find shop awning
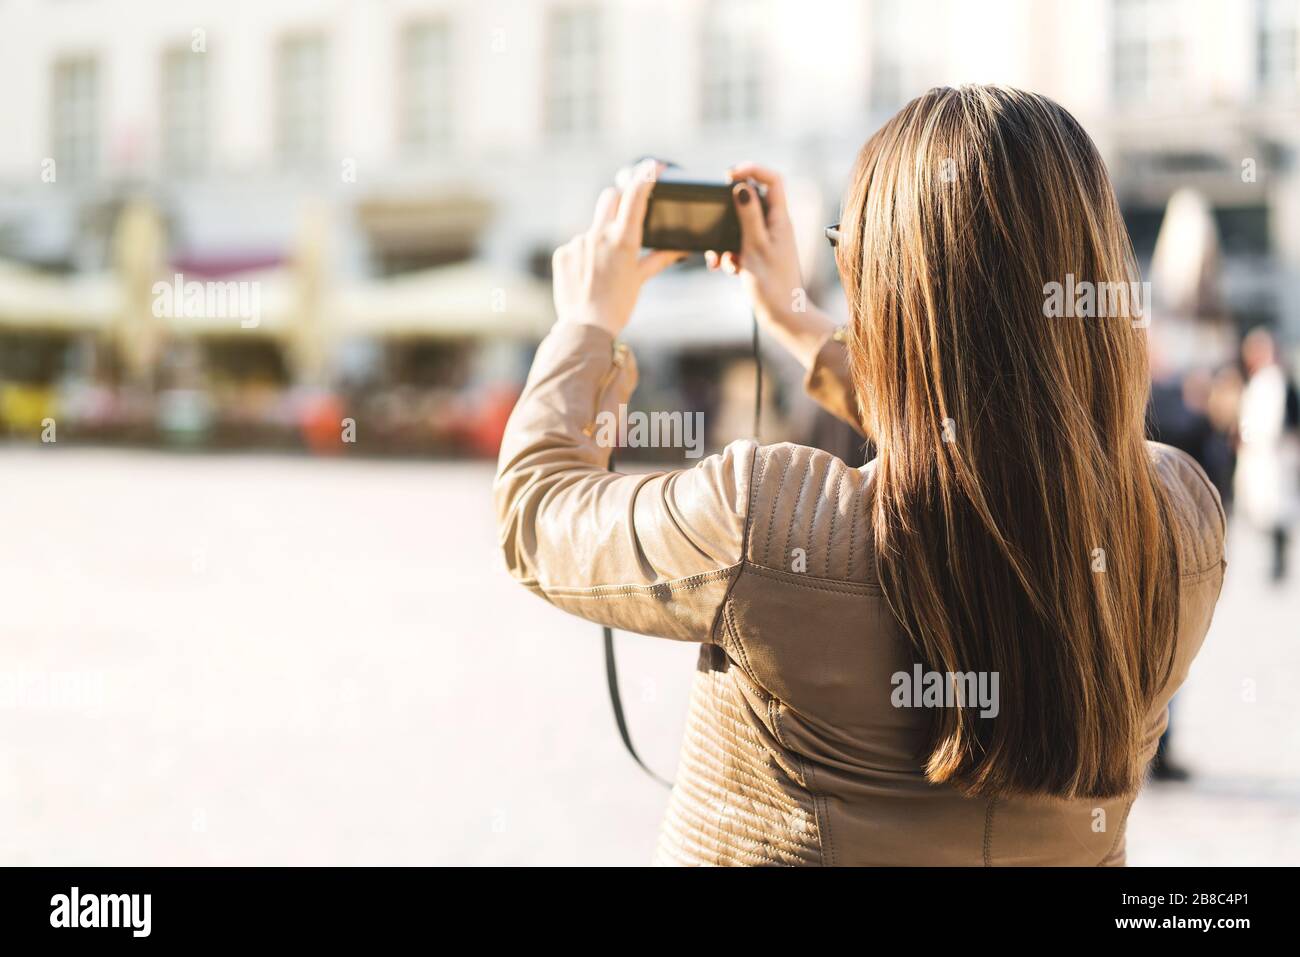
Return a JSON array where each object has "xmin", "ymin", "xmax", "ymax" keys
[
  {"xmin": 0, "ymin": 259, "xmax": 117, "ymax": 332},
  {"xmin": 335, "ymin": 262, "xmax": 554, "ymax": 339}
]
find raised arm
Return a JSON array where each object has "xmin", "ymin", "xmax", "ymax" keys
[
  {"xmin": 493, "ymin": 161, "xmax": 754, "ymax": 642},
  {"xmin": 493, "ymin": 324, "xmax": 753, "ymax": 641},
  {"xmin": 802, "ymin": 328, "xmax": 869, "ymax": 437}
]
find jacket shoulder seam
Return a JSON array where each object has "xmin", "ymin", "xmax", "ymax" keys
[
  {"xmin": 541, "ymin": 564, "xmax": 739, "ymax": 599},
  {"xmin": 739, "ymin": 441, "xmax": 761, "ymax": 564},
  {"xmin": 742, "ymin": 559, "xmax": 882, "ymax": 595},
  {"xmin": 1179, "ymin": 561, "xmax": 1226, "ymax": 584},
  {"xmin": 706, "ymin": 442, "xmax": 763, "ymax": 645}
]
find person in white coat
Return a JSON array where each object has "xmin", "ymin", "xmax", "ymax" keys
[{"xmin": 1235, "ymin": 327, "xmax": 1300, "ymax": 582}]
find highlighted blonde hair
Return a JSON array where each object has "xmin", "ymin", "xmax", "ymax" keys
[{"xmin": 839, "ymin": 85, "xmax": 1178, "ymax": 799}]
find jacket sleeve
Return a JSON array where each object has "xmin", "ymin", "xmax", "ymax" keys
[
  {"xmin": 493, "ymin": 322, "xmax": 755, "ymax": 643},
  {"xmin": 803, "ymin": 328, "xmax": 869, "ymax": 438}
]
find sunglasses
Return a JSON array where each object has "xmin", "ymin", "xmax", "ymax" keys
[{"xmin": 825, "ymin": 223, "xmax": 842, "ymax": 248}]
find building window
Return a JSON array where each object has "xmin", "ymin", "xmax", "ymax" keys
[
  {"xmin": 50, "ymin": 56, "xmax": 99, "ymax": 181},
  {"xmin": 543, "ymin": 6, "xmax": 601, "ymax": 139},
  {"xmin": 161, "ymin": 47, "xmax": 209, "ymax": 175},
  {"xmin": 701, "ymin": 2, "xmax": 764, "ymax": 128},
  {"xmin": 276, "ymin": 35, "xmax": 328, "ymax": 168},
  {"xmin": 869, "ymin": 0, "xmax": 906, "ymax": 112},
  {"xmin": 1258, "ymin": 0, "xmax": 1300, "ymax": 94},
  {"xmin": 400, "ymin": 21, "xmax": 452, "ymax": 155},
  {"xmin": 1112, "ymin": 0, "xmax": 1184, "ymax": 102}
]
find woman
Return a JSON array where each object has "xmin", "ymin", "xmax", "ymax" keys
[
  {"xmin": 1235, "ymin": 326, "xmax": 1299, "ymax": 582},
  {"xmin": 494, "ymin": 86, "xmax": 1225, "ymax": 866}
]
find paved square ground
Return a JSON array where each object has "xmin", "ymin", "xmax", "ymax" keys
[{"xmin": 1, "ymin": 448, "xmax": 1295, "ymax": 865}]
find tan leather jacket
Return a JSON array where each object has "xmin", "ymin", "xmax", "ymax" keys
[{"xmin": 494, "ymin": 322, "xmax": 1226, "ymax": 866}]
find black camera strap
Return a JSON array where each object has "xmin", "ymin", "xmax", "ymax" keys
[
  {"xmin": 602, "ymin": 624, "xmax": 672, "ymax": 788},
  {"xmin": 602, "ymin": 311, "xmax": 762, "ymax": 788}
]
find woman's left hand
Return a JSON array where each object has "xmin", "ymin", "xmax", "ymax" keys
[{"xmin": 551, "ymin": 160, "xmax": 684, "ymax": 337}]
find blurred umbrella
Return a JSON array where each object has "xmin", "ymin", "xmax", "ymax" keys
[
  {"xmin": 112, "ymin": 200, "xmax": 165, "ymax": 389},
  {"xmin": 1148, "ymin": 188, "xmax": 1236, "ymax": 373},
  {"xmin": 1150, "ymin": 188, "xmax": 1223, "ymax": 320},
  {"xmin": 289, "ymin": 200, "xmax": 330, "ymax": 386}
]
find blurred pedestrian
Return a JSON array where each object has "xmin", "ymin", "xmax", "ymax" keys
[
  {"xmin": 1235, "ymin": 327, "xmax": 1300, "ymax": 583},
  {"xmin": 1146, "ymin": 368, "xmax": 1233, "ymax": 781},
  {"xmin": 1206, "ymin": 364, "xmax": 1244, "ymax": 512}
]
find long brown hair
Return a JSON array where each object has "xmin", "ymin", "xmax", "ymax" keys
[{"xmin": 839, "ymin": 85, "xmax": 1178, "ymax": 799}]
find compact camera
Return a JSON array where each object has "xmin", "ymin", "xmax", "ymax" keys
[{"xmin": 640, "ymin": 169, "xmax": 766, "ymax": 254}]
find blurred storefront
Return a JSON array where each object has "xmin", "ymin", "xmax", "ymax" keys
[
  {"xmin": 0, "ymin": 198, "xmax": 552, "ymax": 454},
  {"xmin": 1, "ymin": 0, "xmax": 1298, "ymax": 457}
]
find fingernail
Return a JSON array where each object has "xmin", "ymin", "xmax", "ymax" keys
[{"xmin": 736, "ymin": 185, "xmax": 750, "ymax": 205}]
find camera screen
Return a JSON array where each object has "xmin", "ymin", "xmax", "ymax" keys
[{"xmin": 644, "ymin": 198, "xmax": 731, "ymax": 250}]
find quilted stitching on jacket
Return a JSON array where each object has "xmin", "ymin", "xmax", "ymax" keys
[{"xmin": 655, "ymin": 648, "xmax": 822, "ymax": 866}]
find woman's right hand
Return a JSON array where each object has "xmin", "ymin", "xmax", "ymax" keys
[{"xmin": 706, "ymin": 163, "xmax": 837, "ymax": 371}]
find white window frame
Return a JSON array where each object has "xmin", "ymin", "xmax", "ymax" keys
[
  {"xmin": 543, "ymin": 6, "xmax": 602, "ymax": 140},
  {"xmin": 700, "ymin": 1, "xmax": 765, "ymax": 129},
  {"xmin": 1257, "ymin": 0, "xmax": 1300, "ymax": 95},
  {"xmin": 161, "ymin": 46, "xmax": 209, "ymax": 176},
  {"xmin": 1112, "ymin": 0, "xmax": 1185, "ymax": 103},
  {"xmin": 400, "ymin": 19, "xmax": 453, "ymax": 157},
  {"xmin": 275, "ymin": 34, "xmax": 328, "ymax": 169},
  {"xmin": 51, "ymin": 56, "xmax": 99, "ymax": 181}
]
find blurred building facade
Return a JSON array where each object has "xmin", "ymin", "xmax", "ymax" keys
[{"xmin": 0, "ymin": 0, "xmax": 1298, "ymax": 449}]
